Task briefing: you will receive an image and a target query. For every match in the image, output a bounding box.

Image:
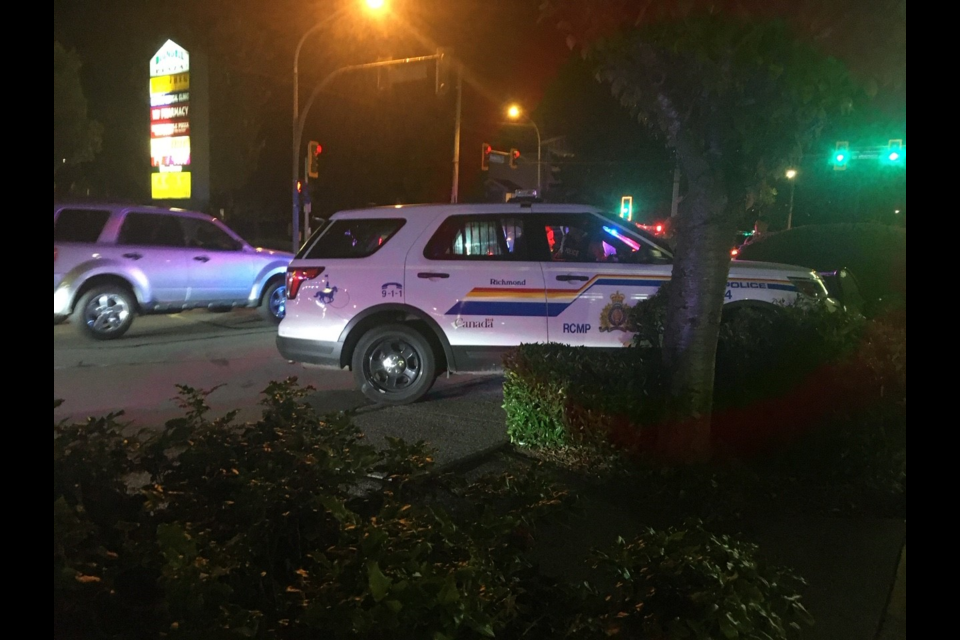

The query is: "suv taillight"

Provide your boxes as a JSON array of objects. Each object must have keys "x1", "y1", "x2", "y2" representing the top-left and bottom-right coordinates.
[{"x1": 286, "y1": 267, "x2": 324, "y2": 300}]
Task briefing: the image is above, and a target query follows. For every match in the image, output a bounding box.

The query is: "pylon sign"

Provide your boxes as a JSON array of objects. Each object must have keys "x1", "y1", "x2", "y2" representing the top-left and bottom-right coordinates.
[{"x1": 150, "y1": 40, "x2": 192, "y2": 199}]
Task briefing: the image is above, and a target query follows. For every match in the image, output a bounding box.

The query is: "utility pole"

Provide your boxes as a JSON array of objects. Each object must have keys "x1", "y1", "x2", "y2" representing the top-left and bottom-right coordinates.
[
  {"x1": 291, "y1": 54, "x2": 444, "y2": 253},
  {"x1": 450, "y1": 63, "x2": 462, "y2": 204}
]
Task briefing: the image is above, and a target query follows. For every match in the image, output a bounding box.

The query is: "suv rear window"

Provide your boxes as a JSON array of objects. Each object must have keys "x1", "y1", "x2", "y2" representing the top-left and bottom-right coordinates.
[
  {"x1": 55, "y1": 209, "x2": 110, "y2": 243},
  {"x1": 302, "y1": 219, "x2": 405, "y2": 260}
]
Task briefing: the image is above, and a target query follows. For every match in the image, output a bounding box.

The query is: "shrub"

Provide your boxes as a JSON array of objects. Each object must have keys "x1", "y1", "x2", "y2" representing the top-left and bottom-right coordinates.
[
  {"x1": 54, "y1": 381, "x2": 814, "y2": 639},
  {"x1": 503, "y1": 344, "x2": 663, "y2": 452},
  {"x1": 507, "y1": 285, "x2": 905, "y2": 473},
  {"x1": 592, "y1": 521, "x2": 814, "y2": 640},
  {"x1": 55, "y1": 381, "x2": 573, "y2": 639}
]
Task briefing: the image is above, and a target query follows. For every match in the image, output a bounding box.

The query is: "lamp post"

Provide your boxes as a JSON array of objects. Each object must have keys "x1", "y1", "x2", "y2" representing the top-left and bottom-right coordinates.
[
  {"x1": 505, "y1": 104, "x2": 542, "y2": 195},
  {"x1": 785, "y1": 168, "x2": 798, "y2": 230},
  {"x1": 291, "y1": 0, "x2": 387, "y2": 253}
]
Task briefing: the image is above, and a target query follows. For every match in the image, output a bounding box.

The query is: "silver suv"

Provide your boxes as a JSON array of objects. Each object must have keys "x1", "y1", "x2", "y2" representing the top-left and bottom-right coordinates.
[{"x1": 54, "y1": 203, "x2": 293, "y2": 340}]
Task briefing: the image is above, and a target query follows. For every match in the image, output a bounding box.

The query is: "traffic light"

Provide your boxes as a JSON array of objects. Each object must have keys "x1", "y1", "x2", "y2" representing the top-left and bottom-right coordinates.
[
  {"x1": 620, "y1": 196, "x2": 633, "y2": 221},
  {"x1": 481, "y1": 143, "x2": 492, "y2": 171},
  {"x1": 307, "y1": 141, "x2": 322, "y2": 179},
  {"x1": 509, "y1": 149, "x2": 520, "y2": 169},
  {"x1": 884, "y1": 139, "x2": 905, "y2": 165},
  {"x1": 832, "y1": 141, "x2": 850, "y2": 171}
]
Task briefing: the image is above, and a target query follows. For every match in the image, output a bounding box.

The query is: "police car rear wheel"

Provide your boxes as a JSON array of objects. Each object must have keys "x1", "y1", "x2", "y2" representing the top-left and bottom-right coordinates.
[{"x1": 353, "y1": 325, "x2": 436, "y2": 406}]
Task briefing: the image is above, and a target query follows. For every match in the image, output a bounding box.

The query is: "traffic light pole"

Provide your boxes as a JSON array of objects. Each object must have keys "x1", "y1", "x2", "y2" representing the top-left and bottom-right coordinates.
[
  {"x1": 450, "y1": 63, "x2": 462, "y2": 204},
  {"x1": 292, "y1": 53, "x2": 445, "y2": 253},
  {"x1": 503, "y1": 118, "x2": 542, "y2": 195}
]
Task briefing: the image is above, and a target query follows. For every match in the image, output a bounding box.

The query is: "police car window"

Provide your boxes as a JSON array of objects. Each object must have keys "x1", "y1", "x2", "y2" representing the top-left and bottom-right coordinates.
[
  {"x1": 118, "y1": 213, "x2": 186, "y2": 248},
  {"x1": 425, "y1": 217, "x2": 526, "y2": 261},
  {"x1": 303, "y1": 219, "x2": 406, "y2": 260},
  {"x1": 544, "y1": 215, "x2": 670, "y2": 265},
  {"x1": 55, "y1": 209, "x2": 111, "y2": 243}
]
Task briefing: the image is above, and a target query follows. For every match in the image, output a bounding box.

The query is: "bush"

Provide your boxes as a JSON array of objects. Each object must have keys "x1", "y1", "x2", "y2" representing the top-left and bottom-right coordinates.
[
  {"x1": 503, "y1": 344, "x2": 663, "y2": 453},
  {"x1": 591, "y1": 521, "x2": 813, "y2": 640},
  {"x1": 736, "y1": 223, "x2": 906, "y2": 307},
  {"x1": 55, "y1": 380, "x2": 814, "y2": 639},
  {"x1": 505, "y1": 287, "x2": 906, "y2": 515}
]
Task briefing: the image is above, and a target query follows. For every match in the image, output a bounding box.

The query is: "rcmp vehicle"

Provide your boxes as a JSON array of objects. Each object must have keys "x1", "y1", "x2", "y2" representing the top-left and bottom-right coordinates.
[
  {"x1": 55, "y1": 202, "x2": 293, "y2": 340},
  {"x1": 278, "y1": 200, "x2": 833, "y2": 405}
]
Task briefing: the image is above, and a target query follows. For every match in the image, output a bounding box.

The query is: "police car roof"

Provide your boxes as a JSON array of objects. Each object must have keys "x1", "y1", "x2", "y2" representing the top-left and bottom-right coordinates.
[{"x1": 330, "y1": 203, "x2": 603, "y2": 219}]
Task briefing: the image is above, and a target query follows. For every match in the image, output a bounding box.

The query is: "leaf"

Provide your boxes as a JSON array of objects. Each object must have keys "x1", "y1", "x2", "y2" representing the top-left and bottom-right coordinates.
[
  {"x1": 438, "y1": 577, "x2": 461, "y2": 605},
  {"x1": 720, "y1": 613, "x2": 740, "y2": 639},
  {"x1": 367, "y1": 561, "x2": 392, "y2": 602}
]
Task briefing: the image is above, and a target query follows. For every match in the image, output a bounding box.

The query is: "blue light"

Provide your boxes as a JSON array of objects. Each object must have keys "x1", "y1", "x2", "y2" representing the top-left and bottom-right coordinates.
[{"x1": 603, "y1": 226, "x2": 641, "y2": 251}]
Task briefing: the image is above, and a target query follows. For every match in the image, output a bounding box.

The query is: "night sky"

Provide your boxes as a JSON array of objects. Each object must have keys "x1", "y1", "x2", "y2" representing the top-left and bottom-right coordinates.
[{"x1": 54, "y1": 0, "x2": 905, "y2": 238}]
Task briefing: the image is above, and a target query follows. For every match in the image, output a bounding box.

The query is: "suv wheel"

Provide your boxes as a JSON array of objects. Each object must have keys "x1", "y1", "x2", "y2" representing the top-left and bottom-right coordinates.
[
  {"x1": 353, "y1": 325, "x2": 437, "y2": 406},
  {"x1": 259, "y1": 280, "x2": 286, "y2": 325},
  {"x1": 73, "y1": 285, "x2": 136, "y2": 341}
]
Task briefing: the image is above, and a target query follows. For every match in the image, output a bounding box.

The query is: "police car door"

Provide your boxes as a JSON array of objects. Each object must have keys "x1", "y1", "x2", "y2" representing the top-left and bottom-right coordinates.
[
  {"x1": 405, "y1": 214, "x2": 548, "y2": 371},
  {"x1": 537, "y1": 212, "x2": 672, "y2": 348}
]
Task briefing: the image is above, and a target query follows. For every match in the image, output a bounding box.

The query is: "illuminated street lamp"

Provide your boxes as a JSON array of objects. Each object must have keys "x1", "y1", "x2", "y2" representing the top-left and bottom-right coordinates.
[
  {"x1": 785, "y1": 168, "x2": 798, "y2": 230},
  {"x1": 504, "y1": 103, "x2": 542, "y2": 195},
  {"x1": 291, "y1": 1, "x2": 388, "y2": 252}
]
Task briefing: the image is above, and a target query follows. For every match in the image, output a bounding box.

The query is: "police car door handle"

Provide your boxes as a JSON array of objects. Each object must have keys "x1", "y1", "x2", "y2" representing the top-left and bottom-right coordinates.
[
  {"x1": 556, "y1": 275, "x2": 589, "y2": 282},
  {"x1": 122, "y1": 252, "x2": 143, "y2": 261},
  {"x1": 418, "y1": 272, "x2": 450, "y2": 279},
  {"x1": 193, "y1": 256, "x2": 211, "y2": 263}
]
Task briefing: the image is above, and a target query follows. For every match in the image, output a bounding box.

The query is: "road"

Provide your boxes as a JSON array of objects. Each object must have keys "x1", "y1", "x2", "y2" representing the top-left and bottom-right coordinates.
[{"x1": 54, "y1": 310, "x2": 508, "y2": 466}]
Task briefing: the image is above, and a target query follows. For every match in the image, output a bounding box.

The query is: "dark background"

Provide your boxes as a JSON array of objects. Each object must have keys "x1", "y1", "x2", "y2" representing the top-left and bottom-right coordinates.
[{"x1": 54, "y1": 0, "x2": 906, "y2": 243}]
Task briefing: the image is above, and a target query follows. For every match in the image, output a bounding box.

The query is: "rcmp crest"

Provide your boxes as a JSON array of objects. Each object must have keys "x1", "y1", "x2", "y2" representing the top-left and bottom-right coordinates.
[{"x1": 599, "y1": 292, "x2": 636, "y2": 333}]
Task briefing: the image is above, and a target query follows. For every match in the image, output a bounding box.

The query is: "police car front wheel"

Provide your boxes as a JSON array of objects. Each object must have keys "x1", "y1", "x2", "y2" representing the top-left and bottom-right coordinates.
[{"x1": 353, "y1": 325, "x2": 437, "y2": 406}]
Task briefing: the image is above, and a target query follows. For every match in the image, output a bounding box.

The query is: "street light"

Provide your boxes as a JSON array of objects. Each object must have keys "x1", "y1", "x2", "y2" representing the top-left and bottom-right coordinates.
[
  {"x1": 785, "y1": 168, "x2": 798, "y2": 230},
  {"x1": 504, "y1": 103, "x2": 542, "y2": 195},
  {"x1": 291, "y1": 1, "x2": 389, "y2": 252}
]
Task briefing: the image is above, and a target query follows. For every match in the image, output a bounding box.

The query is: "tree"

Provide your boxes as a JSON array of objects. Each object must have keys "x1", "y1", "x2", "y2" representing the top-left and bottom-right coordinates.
[
  {"x1": 541, "y1": 0, "x2": 903, "y2": 462},
  {"x1": 54, "y1": 42, "x2": 103, "y2": 193}
]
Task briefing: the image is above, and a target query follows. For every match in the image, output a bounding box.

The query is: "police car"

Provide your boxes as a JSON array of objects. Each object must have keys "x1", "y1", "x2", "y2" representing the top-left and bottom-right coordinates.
[{"x1": 278, "y1": 200, "x2": 832, "y2": 405}]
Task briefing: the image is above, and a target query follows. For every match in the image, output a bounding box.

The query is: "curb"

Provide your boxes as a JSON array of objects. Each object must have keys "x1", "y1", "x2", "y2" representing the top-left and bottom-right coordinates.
[{"x1": 436, "y1": 442, "x2": 512, "y2": 475}]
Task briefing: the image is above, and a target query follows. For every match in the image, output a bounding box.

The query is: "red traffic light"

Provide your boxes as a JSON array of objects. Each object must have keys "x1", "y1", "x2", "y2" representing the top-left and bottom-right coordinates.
[
  {"x1": 483, "y1": 144, "x2": 492, "y2": 155},
  {"x1": 512, "y1": 149, "x2": 521, "y2": 159},
  {"x1": 313, "y1": 144, "x2": 323, "y2": 156}
]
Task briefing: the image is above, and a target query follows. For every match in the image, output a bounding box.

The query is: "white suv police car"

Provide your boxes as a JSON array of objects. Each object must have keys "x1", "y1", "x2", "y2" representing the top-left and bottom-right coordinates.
[{"x1": 278, "y1": 202, "x2": 831, "y2": 405}]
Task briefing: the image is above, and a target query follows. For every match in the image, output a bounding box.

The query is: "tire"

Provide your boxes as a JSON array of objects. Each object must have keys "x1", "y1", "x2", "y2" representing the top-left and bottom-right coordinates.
[
  {"x1": 352, "y1": 325, "x2": 437, "y2": 406},
  {"x1": 259, "y1": 280, "x2": 286, "y2": 325},
  {"x1": 72, "y1": 285, "x2": 136, "y2": 341}
]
